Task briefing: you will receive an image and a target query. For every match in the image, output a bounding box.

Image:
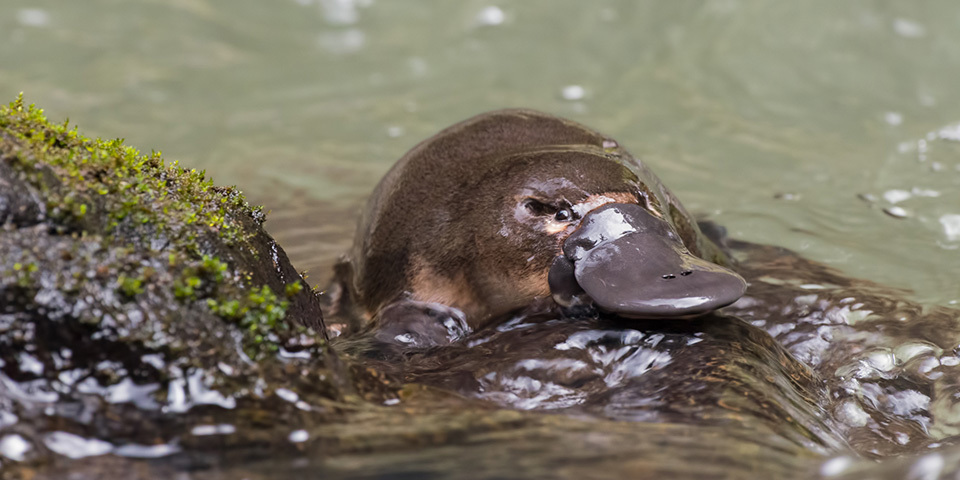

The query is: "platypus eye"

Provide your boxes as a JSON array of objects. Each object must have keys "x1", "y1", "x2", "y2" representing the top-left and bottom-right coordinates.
[
  {"x1": 523, "y1": 198, "x2": 558, "y2": 217},
  {"x1": 523, "y1": 198, "x2": 575, "y2": 223}
]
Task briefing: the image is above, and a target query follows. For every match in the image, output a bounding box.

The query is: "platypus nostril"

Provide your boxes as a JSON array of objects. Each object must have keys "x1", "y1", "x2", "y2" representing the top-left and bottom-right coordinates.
[
  {"x1": 680, "y1": 270, "x2": 693, "y2": 276},
  {"x1": 662, "y1": 274, "x2": 676, "y2": 280}
]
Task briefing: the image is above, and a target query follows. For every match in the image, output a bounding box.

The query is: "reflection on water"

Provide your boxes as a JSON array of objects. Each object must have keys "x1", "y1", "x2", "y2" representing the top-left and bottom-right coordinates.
[{"x1": 2, "y1": 0, "x2": 960, "y2": 478}]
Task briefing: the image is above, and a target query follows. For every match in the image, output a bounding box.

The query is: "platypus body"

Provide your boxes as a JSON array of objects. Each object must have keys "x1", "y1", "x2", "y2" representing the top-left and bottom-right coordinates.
[
  {"x1": 328, "y1": 109, "x2": 745, "y2": 344},
  {"x1": 325, "y1": 108, "x2": 960, "y2": 460}
]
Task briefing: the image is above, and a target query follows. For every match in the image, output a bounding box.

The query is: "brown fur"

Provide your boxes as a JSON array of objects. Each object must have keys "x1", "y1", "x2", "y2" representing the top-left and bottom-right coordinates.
[{"x1": 333, "y1": 109, "x2": 731, "y2": 331}]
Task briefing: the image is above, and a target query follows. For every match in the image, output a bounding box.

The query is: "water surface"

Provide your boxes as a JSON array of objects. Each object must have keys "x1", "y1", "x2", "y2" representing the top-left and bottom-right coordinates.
[
  {"x1": 1, "y1": 1, "x2": 957, "y2": 305},
  {"x1": 2, "y1": 1, "x2": 960, "y2": 477}
]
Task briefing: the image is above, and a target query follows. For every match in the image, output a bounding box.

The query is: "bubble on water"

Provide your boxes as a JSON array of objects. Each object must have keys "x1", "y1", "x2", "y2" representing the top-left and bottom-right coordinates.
[
  {"x1": 893, "y1": 18, "x2": 926, "y2": 38},
  {"x1": 908, "y1": 453, "x2": 944, "y2": 480},
  {"x1": 819, "y1": 455, "x2": 854, "y2": 476},
  {"x1": 44, "y1": 432, "x2": 112, "y2": 459},
  {"x1": 604, "y1": 348, "x2": 671, "y2": 387},
  {"x1": 113, "y1": 443, "x2": 180, "y2": 458},
  {"x1": 165, "y1": 369, "x2": 237, "y2": 413},
  {"x1": 318, "y1": 0, "x2": 370, "y2": 25},
  {"x1": 478, "y1": 372, "x2": 586, "y2": 410},
  {"x1": 938, "y1": 124, "x2": 960, "y2": 142},
  {"x1": 0, "y1": 411, "x2": 17, "y2": 429},
  {"x1": 17, "y1": 352, "x2": 44, "y2": 376},
  {"x1": 886, "y1": 390, "x2": 930, "y2": 417},
  {"x1": 140, "y1": 354, "x2": 165, "y2": 370},
  {"x1": 774, "y1": 192, "x2": 801, "y2": 201},
  {"x1": 211, "y1": 363, "x2": 234, "y2": 379},
  {"x1": 561, "y1": 85, "x2": 586, "y2": 101},
  {"x1": 478, "y1": 345, "x2": 628, "y2": 409},
  {"x1": 289, "y1": 429, "x2": 309, "y2": 443},
  {"x1": 0, "y1": 434, "x2": 31, "y2": 461},
  {"x1": 911, "y1": 187, "x2": 940, "y2": 198},
  {"x1": 275, "y1": 388, "x2": 299, "y2": 403},
  {"x1": 515, "y1": 358, "x2": 592, "y2": 374},
  {"x1": 476, "y1": 6, "x2": 505, "y2": 26},
  {"x1": 940, "y1": 214, "x2": 960, "y2": 241},
  {"x1": 883, "y1": 189, "x2": 911, "y2": 204},
  {"x1": 1, "y1": 373, "x2": 59, "y2": 403},
  {"x1": 191, "y1": 424, "x2": 236, "y2": 436},
  {"x1": 884, "y1": 112, "x2": 903, "y2": 126},
  {"x1": 794, "y1": 294, "x2": 819, "y2": 306},
  {"x1": 836, "y1": 400, "x2": 870, "y2": 427},
  {"x1": 556, "y1": 329, "x2": 645, "y2": 351},
  {"x1": 843, "y1": 308, "x2": 874, "y2": 325},
  {"x1": 16, "y1": 9, "x2": 50, "y2": 27},
  {"x1": 909, "y1": 356, "x2": 942, "y2": 380},
  {"x1": 894, "y1": 342, "x2": 940, "y2": 364},
  {"x1": 863, "y1": 348, "x2": 896, "y2": 372},
  {"x1": 883, "y1": 206, "x2": 909, "y2": 218}
]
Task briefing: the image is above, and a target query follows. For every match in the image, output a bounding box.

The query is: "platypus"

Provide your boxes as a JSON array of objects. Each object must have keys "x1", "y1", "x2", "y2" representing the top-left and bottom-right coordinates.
[{"x1": 327, "y1": 109, "x2": 746, "y2": 344}]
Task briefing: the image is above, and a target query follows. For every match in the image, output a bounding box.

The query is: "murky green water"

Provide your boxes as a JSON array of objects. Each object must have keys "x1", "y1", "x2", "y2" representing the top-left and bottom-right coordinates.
[
  {"x1": 1, "y1": 1, "x2": 958, "y2": 306},
  {"x1": 3, "y1": 1, "x2": 960, "y2": 477}
]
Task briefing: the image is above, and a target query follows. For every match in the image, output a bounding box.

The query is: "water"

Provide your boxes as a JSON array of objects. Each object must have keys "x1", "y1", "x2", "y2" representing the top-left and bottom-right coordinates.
[
  {"x1": 2, "y1": 1, "x2": 960, "y2": 478},
  {"x1": 2, "y1": 1, "x2": 958, "y2": 304}
]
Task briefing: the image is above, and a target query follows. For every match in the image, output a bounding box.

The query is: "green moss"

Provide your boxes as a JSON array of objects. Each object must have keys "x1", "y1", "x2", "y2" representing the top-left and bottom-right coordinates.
[
  {"x1": 285, "y1": 280, "x2": 304, "y2": 297},
  {"x1": 117, "y1": 275, "x2": 144, "y2": 297},
  {"x1": 1, "y1": 94, "x2": 305, "y2": 360},
  {"x1": 0, "y1": 94, "x2": 264, "y2": 247},
  {"x1": 9, "y1": 261, "x2": 39, "y2": 288},
  {"x1": 207, "y1": 285, "x2": 292, "y2": 357}
]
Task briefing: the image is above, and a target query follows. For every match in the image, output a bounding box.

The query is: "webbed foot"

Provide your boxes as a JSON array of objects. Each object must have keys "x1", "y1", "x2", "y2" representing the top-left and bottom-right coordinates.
[{"x1": 373, "y1": 299, "x2": 471, "y2": 348}]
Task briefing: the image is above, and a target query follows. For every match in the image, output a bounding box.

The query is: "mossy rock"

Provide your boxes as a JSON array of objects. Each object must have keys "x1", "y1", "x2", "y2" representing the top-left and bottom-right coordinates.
[{"x1": 0, "y1": 96, "x2": 393, "y2": 473}]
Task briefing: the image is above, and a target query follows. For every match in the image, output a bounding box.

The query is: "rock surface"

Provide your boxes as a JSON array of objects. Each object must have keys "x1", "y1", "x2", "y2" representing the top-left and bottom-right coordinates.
[{"x1": 0, "y1": 96, "x2": 395, "y2": 476}]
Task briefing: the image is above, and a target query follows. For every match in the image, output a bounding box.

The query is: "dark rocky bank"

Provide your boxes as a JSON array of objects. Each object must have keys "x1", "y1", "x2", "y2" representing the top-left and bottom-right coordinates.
[{"x1": 0, "y1": 96, "x2": 400, "y2": 477}]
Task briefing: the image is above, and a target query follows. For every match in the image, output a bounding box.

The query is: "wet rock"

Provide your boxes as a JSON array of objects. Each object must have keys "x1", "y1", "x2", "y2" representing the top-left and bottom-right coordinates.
[{"x1": 0, "y1": 96, "x2": 392, "y2": 475}]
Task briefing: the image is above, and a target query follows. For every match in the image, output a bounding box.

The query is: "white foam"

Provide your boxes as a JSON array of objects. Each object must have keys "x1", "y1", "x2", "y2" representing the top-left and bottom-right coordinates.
[
  {"x1": 476, "y1": 6, "x2": 505, "y2": 26},
  {"x1": 0, "y1": 434, "x2": 31, "y2": 461},
  {"x1": 191, "y1": 424, "x2": 236, "y2": 436},
  {"x1": 289, "y1": 430, "x2": 309, "y2": 443},
  {"x1": 16, "y1": 9, "x2": 50, "y2": 27},
  {"x1": 893, "y1": 18, "x2": 926, "y2": 38},
  {"x1": 940, "y1": 214, "x2": 960, "y2": 241},
  {"x1": 561, "y1": 85, "x2": 585, "y2": 101},
  {"x1": 44, "y1": 432, "x2": 112, "y2": 459}
]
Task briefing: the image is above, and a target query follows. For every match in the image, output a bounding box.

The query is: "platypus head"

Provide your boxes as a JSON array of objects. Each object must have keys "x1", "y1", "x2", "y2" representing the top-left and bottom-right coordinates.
[
  {"x1": 466, "y1": 148, "x2": 746, "y2": 322},
  {"x1": 345, "y1": 109, "x2": 746, "y2": 331}
]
